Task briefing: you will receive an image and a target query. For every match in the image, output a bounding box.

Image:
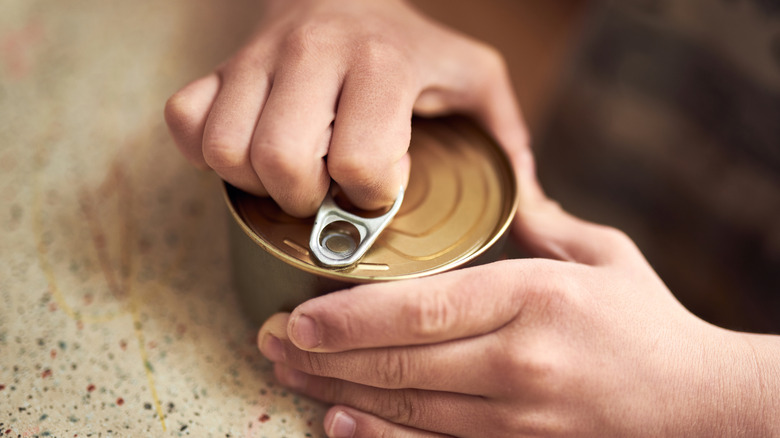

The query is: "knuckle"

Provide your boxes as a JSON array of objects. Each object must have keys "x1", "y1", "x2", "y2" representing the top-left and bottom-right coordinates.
[
  {"x1": 302, "y1": 351, "x2": 330, "y2": 376},
  {"x1": 524, "y1": 353, "x2": 559, "y2": 383},
  {"x1": 164, "y1": 91, "x2": 197, "y2": 131},
  {"x1": 378, "y1": 389, "x2": 418, "y2": 425},
  {"x1": 528, "y1": 359, "x2": 568, "y2": 400},
  {"x1": 376, "y1": 350, "x2": 412, "y2": 389},
  {"x1": 404, "y1": 290, "x2": 454, "y2": 339},
  {"x1": 318, "y1": 376, "x2": 349, "y2": 404},
  {"x1": 252, "y1": 134, "x2": 328, "y2": 216},
  {"x1": 501, "y1": 408, "x2": 558, "y2": 436},
  {"x1": 282, "y1": 22, "x2": 333, "y2": 59},
  {"x1": 596, "y1": 225, "x2": 639, "y2": 255},
  {"x1": 498, "y1": 342, "x2": 528, "y2": 377},
  {"x1": 527, "y1": 268, "x2": 583, "y2": 318},
  {"x1": 253, "y1": 139, "x2": 301, "y2": 178},
  {"x1": 471, "y1": 43, "x2": 510, "y2": 95},
  {"x1": 328, "y1": 153, "x2": 380, "y2": 186},
  {"x1": 353, "y1": 36, "x2": 408, "y2": 77},
  {"x1": 540, "y1": 198, "x2": 564, "y2": 215},
  {"x1": 477, "y1": 43, "x2": 508, "y2": 77},
  {"x1": 496, "y1": 341, "x2": 562, "y2": 392},
  {"x1": 202, "y1": 138, "x2": 247, "y2": 170},
  {"x1": 253, "y1": 133, "x2": 321, "y2": 186},
  {"x1": 491, "y1": 404, "x2": 531, "y2": 434}
]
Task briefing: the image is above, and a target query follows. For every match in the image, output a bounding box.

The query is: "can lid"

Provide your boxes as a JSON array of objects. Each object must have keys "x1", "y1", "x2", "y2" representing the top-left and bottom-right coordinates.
[{"x1": 224, "y1": 116, "x2": 518, "y2": 282}]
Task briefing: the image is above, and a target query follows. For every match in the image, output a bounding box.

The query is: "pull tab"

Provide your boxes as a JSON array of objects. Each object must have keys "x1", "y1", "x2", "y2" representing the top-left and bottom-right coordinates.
[{"x1": 309, "y1": 185, "x2": 404, "y2": 268}]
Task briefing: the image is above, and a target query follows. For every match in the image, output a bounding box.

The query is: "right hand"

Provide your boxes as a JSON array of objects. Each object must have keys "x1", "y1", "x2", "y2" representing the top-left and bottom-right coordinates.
[
  {"x1": 164, "y1": 0, "x2": 531, "y2": 217},
  {"x1": 257, "y1": 165, "x2": 780, "y2": 438}
]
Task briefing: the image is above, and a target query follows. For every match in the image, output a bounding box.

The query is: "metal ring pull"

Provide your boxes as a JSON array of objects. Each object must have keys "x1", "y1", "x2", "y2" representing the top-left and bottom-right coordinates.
[{"x1": 309, "y1": 185, "x2": 405, "y2": 268}]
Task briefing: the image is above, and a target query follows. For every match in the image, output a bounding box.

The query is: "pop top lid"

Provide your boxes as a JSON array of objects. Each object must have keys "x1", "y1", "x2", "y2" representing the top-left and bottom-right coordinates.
[{"x1": 224, "y1": 116, "x2": 518, "y2": 282}]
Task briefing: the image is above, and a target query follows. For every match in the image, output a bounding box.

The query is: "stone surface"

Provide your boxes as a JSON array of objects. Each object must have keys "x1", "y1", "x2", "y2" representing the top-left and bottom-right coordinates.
[{"x1": 0, "y1": 1, "x2": 326, "y2": 436}]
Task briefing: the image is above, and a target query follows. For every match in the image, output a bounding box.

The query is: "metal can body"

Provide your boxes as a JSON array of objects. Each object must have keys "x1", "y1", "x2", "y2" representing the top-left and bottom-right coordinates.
[{"x1": 225, "y1": 116, "x2": 518, "y2": 326}]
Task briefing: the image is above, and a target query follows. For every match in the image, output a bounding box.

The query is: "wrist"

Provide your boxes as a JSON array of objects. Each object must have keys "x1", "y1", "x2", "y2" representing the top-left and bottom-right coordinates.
[
  {"x1": 655, "y1": 323, "x2": 775, "y2": 437},
  {"x1": 697, "y1": 329, "x2": 780, "y2": 438},
  {"x1": 736, "y1": 332, "x2": 780, "y2": 437}
]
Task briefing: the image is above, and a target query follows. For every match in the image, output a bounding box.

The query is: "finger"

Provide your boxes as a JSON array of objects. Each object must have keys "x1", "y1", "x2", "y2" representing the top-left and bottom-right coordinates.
[
  {"x1": 328, "y1": 53, "x2": 416, "y2": 210},
  {"x1": 164, "y1": 74, "x2": 220, "y2": 169},
  {"x1": 282, "y1": 261, "x2": 529, "y2": 353},
  {"x1": 413, "y1": 41, "x2": 533, "y2": 184},
  {"x1": 250, "y1": 61, "x2": 337, "y2": 217},
  {"x1": 274, "y1": 363, "x2": 487, "y2": 437},
  {"x1": 202, "y1": 67, "x2": 270, "y2": 195},
  {"x1": 511, "y1": 187, "x2": 642, "y2": 267},
  {"x1": 487, "y1": 116, "x2": 638, "y2": 268},
  {"x1": 259, "y1": 313, "x2": 505, "y2": 395},
  {"x1": 464, "y1": 48, "x2": 532, "y2": 181},
  {"x1": 411, "y1": 42, "x2": 550, "y2": 250},
  {"x1": 323, "y1": 406, "x2": 450, "y2": 438}
]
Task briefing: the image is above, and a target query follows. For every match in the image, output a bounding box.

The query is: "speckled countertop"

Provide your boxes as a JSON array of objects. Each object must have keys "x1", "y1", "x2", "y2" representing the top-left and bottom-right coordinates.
[{"x1": 0, "y1": 1, "x2": 327, "y2": 436}]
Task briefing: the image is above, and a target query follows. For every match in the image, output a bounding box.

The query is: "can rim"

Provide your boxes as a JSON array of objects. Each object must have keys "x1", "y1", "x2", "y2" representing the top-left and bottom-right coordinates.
[{"x1": 223, "y1": 117, "x2": 518, "y2": 282}]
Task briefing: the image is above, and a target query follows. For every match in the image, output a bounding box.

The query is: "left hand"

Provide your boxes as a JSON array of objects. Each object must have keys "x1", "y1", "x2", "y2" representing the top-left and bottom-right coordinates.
[{"x1": 257, "y1": 174, "x2": 768, "y2": 437}]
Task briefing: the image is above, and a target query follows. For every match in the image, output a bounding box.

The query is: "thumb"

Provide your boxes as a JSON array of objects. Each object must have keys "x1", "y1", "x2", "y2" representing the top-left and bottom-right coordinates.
[{"x1": 511, "y1": 170, "x2": 640, "y2": 266}]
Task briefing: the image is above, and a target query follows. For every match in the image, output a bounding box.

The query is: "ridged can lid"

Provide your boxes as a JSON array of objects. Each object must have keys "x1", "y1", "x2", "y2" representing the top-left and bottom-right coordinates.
[{"x1": 225, "y1": 116, "x2": 517, "y2": 282}]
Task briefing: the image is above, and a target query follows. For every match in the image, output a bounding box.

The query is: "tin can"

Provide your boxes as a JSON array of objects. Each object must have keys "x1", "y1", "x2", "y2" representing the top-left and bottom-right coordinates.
[{"x1": 224, "y1": 116, "x2": 518, "y2": 326}]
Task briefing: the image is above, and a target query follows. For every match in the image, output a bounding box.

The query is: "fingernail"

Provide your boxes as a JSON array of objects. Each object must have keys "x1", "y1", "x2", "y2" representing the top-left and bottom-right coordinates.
[
  {"x1": 328, "y1": 411, "x2": 356, "y2": 438},
  {"x1": 260, "y1": 334, "x2": 284, "y2": 362},
  {"x1": 291, "y1": 314, "x2": 320, "y2": 349},
  {"x1": 277, "y1": 365, "x2": 308, "y2": 390}
]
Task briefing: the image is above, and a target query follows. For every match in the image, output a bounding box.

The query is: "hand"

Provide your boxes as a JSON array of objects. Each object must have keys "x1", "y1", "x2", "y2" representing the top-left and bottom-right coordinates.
[
  {"x1": 164, "y1": 0, "x2": 529, "y2": 217},
  {"x1": 257, "y1": 175, "x2": 779, "y2": 437}
]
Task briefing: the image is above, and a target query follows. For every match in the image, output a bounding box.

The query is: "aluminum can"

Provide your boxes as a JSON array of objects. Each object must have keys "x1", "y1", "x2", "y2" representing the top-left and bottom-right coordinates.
[{"x1": 225, "y1": 116, "x2": 518, "y2": 325}]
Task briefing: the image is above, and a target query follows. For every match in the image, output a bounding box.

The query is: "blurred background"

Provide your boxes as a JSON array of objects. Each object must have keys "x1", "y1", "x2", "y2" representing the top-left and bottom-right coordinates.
[
  {"x1": 1, "y1": 0, "x2": 778, "y2": 436},
  {"x1": 535, "y1": 1, "x2": 780, "y2": 334},
  {"x1": 420, "y1": 0, "x2": 780, "y2": 334}
]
